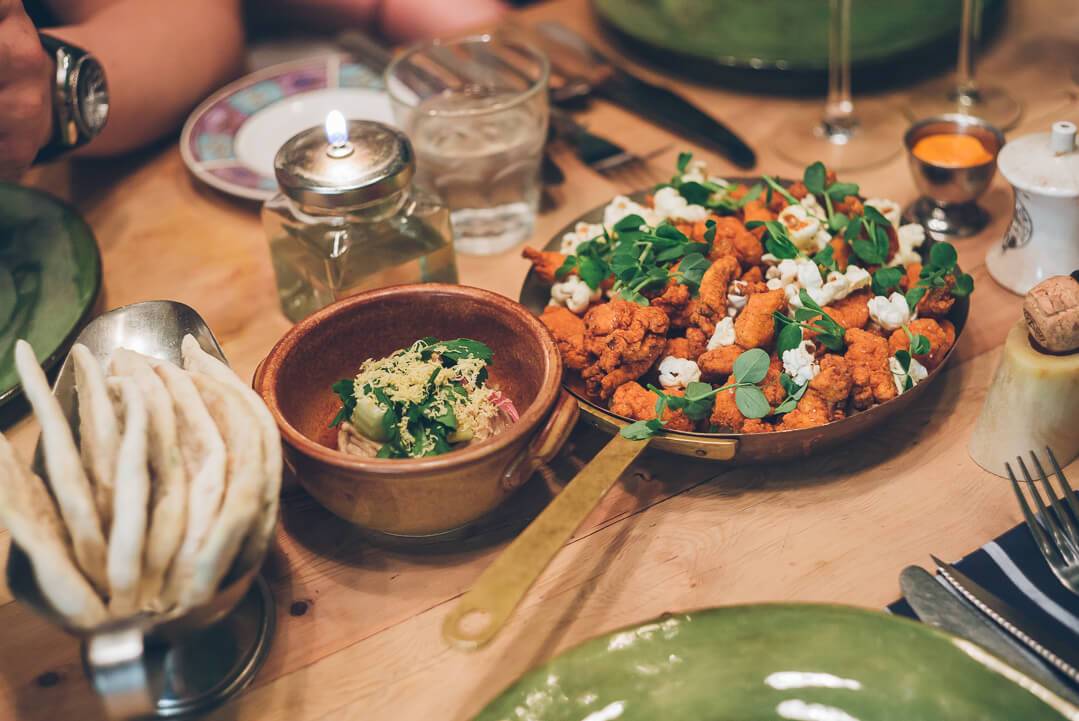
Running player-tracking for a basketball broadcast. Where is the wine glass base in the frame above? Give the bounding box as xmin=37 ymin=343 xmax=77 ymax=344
xmin=775 ymin=103 xmax=906 ymax=172
xmin=81 ymin=576 xmax=275 ymax=718
xmin=903 ymin=196 xmax=989 ymax=240
xmin=906 ymin=81 xmax=1022 ymax=130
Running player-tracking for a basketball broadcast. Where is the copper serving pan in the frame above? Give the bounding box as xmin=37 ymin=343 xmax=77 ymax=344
xmin=442 ymin=182 xmax=968 ymax=650
xmin=518 ymin=183 xmax=969 ymax=463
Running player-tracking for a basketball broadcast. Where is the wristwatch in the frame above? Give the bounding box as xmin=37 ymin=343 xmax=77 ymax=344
xmin=34 ymin=33 xmax=109 ymax=163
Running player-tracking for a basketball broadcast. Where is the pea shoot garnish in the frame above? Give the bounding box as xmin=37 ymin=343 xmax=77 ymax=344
xmin=556 ymin=212 xmax=711 ymax=306
xmin=619 ymin=349 xmax=790 ymax=440
xmin=746 ymin=219 xmax=799 ymax=260
xmin=772 ymin=289 xmax=847 ymax=352
xmin=905 ymin=241 xmax=974 ymax=311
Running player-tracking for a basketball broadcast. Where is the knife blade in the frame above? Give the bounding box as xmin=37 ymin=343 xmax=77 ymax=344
xmin=534 ymin=22 xmax=756 ymax=169
xmin=931 ymin=555 xmax=1079 ymax=684
xmin=901 ymin=566 xmax=1079 ymax=704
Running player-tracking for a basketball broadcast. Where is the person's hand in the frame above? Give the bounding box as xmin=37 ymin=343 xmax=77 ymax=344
xmin=0 ymin=0 xmax=53 ymax=181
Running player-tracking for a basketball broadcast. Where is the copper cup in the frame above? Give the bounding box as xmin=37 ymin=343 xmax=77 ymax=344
xmin=254 ymin=283 xmax=578 ymax=539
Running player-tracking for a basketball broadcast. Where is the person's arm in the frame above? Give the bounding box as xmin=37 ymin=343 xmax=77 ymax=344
xmin=45 ymin=0 xmax=245 ymax=156
xmin=0 ymin=0 xmax=54 ymax=180
xmin=246 ymin=0 xmax=506 ymax=42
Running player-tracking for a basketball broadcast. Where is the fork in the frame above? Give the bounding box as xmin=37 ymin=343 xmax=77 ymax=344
xmin=1007 ymin=447 xmax=1079 ymax=594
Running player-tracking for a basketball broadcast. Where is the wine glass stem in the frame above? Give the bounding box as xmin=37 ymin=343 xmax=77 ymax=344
xmin=824 ymin=0 xmax=855 ymax=136
xmin=956 ymin=0 xmax=980 ymax=100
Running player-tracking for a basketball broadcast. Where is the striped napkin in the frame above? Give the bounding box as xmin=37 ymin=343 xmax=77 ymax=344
xmin=890 ymin=521 xmax=1079 ymax=692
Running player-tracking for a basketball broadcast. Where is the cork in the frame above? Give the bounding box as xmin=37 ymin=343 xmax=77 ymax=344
xmin=1022 ymin=274 xmax=1079 ymax=353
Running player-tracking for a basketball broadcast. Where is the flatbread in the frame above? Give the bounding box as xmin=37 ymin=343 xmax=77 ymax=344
xmin=104 ymin=377 xmax=150 ymax=617
xmin=179 ymin=373 xmax=263 ymax=608
xmin=0 ymin=432 xmax=107 ymax=629
xmin=14 ymin=340 xmax=109 ymax=594
xmin=157 ymin=362 xmax=227 ymax=607
xmin=111 ymin=349 xmax=187 ymax=610
xmin=181 ymin=335 xmax=281 ymax=571
xmin=71 ymin=344 xmax=119 ymax=529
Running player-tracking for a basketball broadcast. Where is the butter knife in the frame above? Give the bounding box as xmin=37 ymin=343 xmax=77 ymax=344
xmin=931 ymin=555 xmax=1079 ymax=684
xmin=901 ymin=565 xmax=1079 ymax=705
xmin=533 ymin=22 xmax=756 ymax=169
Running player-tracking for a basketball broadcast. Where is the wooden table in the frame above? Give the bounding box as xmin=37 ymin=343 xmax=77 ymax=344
xmin=3 ymin=1 xmax=1078 ymax=718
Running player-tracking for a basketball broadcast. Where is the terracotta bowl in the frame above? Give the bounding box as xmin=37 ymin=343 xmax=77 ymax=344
xmin=254 ymin=284 xmax=577 ymax=537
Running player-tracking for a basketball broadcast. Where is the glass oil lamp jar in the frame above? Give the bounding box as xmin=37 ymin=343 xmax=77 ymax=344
xmin=262 ymin=112 xmax=457 ymax=322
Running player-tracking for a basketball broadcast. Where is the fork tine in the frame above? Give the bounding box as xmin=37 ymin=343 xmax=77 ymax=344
xmin=1018 ymin=456 xmax=1076 ymax=563
xmin=1045 ymin=446 xmax=1079 ymax=521
xmin=1009 ymin=461 xmax=1066 ymax=570
xmin=1035 ymin=449 xmax=1079 ymax=550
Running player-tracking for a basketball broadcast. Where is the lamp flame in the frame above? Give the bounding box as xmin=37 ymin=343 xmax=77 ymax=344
xmin=325 ymin=110 xmax=348 ymax=147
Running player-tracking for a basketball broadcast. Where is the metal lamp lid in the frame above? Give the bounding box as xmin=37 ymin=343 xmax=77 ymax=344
xmin=273 ymin=116 xmax=415 ymax=209
xmin=998 ymin=121 xmax=1079 ymax=199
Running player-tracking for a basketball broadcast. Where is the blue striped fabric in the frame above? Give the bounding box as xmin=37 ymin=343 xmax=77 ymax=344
xmin=889 ymin=521 xmax=1079 ymax=692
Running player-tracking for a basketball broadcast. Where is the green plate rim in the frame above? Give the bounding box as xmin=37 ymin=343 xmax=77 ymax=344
xmin=472 ymin=601 xmax=1079 ymax=720
xmin=0 ymin=184 xmax=103 ymax=413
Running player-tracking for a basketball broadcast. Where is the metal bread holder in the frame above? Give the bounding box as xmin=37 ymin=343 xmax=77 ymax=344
xmin=5 ymin=301 xmax=276 ymax=719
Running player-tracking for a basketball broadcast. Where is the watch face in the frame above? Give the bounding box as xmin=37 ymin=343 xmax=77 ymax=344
xmin=75 ymin=58 xmax=109 ymax=135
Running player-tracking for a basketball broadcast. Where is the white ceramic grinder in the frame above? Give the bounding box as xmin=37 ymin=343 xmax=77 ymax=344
xmin=988 ymin=121 xmax=1079 ymax=295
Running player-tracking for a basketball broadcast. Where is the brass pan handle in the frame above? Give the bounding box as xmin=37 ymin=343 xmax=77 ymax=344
xmin=442 ymin=433 xmax=648 ymax=649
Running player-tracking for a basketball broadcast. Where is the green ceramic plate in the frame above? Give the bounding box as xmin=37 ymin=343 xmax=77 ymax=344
xmin=0 ymin=184 xmax=101 ymax=417
xmin=473 ymin=604 xmax=1077 ymax=720
xmin=593 ymin=0 xmax=1004 ymax=92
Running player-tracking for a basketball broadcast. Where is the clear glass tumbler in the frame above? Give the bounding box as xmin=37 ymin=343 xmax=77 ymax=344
xmin=386 ymin=33 xmax=550 ymax=256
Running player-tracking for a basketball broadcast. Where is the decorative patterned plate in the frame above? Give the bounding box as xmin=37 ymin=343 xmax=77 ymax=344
xmin=0 ymin=184 xmax=101 ymax=421
xmin=473 ymin=604 xmax=1077 ymax=720
xmin=180 ymin=54 xmax=393 ymax=202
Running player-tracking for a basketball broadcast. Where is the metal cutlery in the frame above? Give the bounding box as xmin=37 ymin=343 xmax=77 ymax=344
xmin=531 ymin=22 xmax=756 ymax=169
xmin=1008 ymin=448 xmax=1079 ymax=595
xmin=932 ymin=554 xmax=1079 ymax=684
xmin=550 ymin=108 xmax=667 ymax=178
xmin=900 ymin=565 xmax=1079 ymax=705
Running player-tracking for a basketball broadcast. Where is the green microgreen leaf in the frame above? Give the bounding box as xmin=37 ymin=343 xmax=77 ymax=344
xmin=895 ymin=349 xmax=912 ymax=372
xmin=762 ymin=175 xmax=798 ymax=206
xmin=863 ymin=204 xmax=892 ymax=227
xmin=613 ymin=213 xmax=647 ymax=233
xmin=872 ymin=267 xmax=904 ymax=296
xmin=734 ymin=385 xmax=771 ymax=419
xmin=905 ymin=285 xmax=927 ymax=313
xmin=620 ymin=418 xmax=665 ymax=440
xmin=732 ymin=348 xmax=771 ymax=385
xmin=673 ymin=252 xmax=710 ymax=293
xmin=929 ymin=241 xmax=958 ymax=270
xmin=827 ymin=212 xmax=849 ymax=233
xmin=554 ymin=255 xmax=577 ymax=280
xmin=952 ymin=272 xmax=974 ymax=297
xmin=678 ymin=181 xmax=711 ymax=206
xmin=813 ymin=244 xmax=838 ymax=274
xmin=804 ymin=161 xmax=827 ymax=195
xmin=329 ymin=379 xmax=356 ymax=428
xmin=776 ymin=322 xmax=803 ymax=358
xmin=825 ymin=181 xmax=860 ymax=200
xmin=746 ymin=220 xmax=799 ymax=260
xmin=676 ymin=151 xmax=692 ymax=174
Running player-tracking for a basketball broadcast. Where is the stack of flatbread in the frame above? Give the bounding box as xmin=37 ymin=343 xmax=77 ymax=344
xmin=0 ymin=335 xmax=281 ymax=630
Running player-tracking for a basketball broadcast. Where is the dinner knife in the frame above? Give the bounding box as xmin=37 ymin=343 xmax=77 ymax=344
xmin=931 ymin=555 xmax=1079 ymax=684
xmin=900 ymin=565 xmax=1079 ymax=705
xmin=533 ymin=22 xmax=756 ymax=169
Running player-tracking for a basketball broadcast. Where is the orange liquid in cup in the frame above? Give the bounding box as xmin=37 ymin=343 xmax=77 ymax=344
xmin=912 ymin=133 xmax=994 ymax=168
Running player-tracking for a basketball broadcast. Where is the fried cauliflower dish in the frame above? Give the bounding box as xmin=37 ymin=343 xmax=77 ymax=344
xmin=524 ymin=155 xmax=973 ymax=437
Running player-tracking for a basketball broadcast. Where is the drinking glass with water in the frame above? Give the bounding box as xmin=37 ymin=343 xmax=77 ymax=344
xmin=386 ymin=34 xmax=549 ymax=256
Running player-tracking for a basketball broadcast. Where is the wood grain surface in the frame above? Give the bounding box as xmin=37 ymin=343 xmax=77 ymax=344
xmin=3 ymin=0 xmax=1079 ymax=719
